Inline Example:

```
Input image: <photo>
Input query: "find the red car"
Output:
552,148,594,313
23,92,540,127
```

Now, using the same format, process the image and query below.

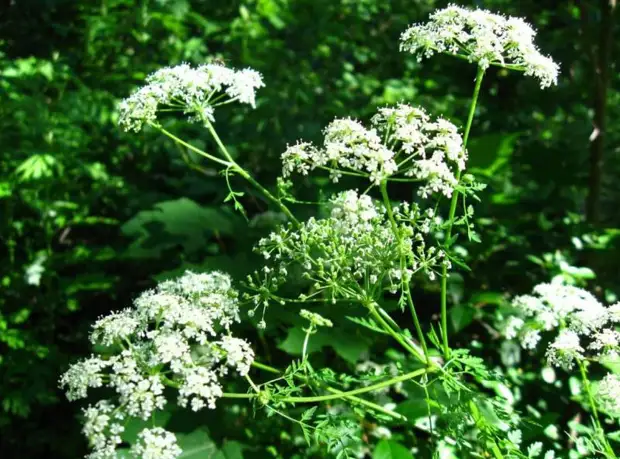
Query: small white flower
282,118,396,185
521,329,541,350
219,336,255,376
503,317,524,340
596,373,620,416
372,104,466,197
82,400,125,459
90,309,140,346
589,328,620,354
608,302,620,322
59,356,111,400
24,252,47,286
62,270,252,458
178,366,223,411
546,329,584,369
527,441,543,457
131,427,182,459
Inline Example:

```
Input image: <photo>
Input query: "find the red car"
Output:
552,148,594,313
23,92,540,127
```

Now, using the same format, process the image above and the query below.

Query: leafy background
1,0,619,457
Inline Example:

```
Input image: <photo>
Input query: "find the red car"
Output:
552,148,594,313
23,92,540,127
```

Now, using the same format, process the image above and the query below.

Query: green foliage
2,0,620,458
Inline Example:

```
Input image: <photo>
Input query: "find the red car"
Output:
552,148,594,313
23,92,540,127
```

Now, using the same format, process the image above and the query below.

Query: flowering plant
61,5,619,459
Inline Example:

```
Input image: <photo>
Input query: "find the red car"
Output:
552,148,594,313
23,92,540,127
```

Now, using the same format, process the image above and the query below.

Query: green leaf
468,132,521,177
600,355,620,375
301,406,317,421
278,325,370,364
212,441,245,459
121,198,242,258
14,154,62,181
469,291,505,307
177,428,218,458
449,305,475,333
373,439,413,459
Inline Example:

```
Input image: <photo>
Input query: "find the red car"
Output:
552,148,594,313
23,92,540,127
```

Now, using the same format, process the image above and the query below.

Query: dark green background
1,0,618,457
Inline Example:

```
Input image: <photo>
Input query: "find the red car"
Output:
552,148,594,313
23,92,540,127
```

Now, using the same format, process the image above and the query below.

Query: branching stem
380,180,430,364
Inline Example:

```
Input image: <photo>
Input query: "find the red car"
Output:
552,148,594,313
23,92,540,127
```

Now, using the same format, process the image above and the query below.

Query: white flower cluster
119,63,264,132
400,5,559,88
372,104,466,197
246,190,446,311
503,281,620,369
282,118,396,185
131,427,183,459
597,374,620,416
282,105,465,197
59,270,254,459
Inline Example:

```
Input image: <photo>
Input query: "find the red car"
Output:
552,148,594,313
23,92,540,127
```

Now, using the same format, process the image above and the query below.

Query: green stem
380,180,430,364
251,361,281,374
282,367,429,403
302,327,313,362
245,374,261,393
204,120,300,226
578,361,616,458
440,65,485,358
249,361,406,420
222,392,255,399
152,123,232,168
368,301,426,363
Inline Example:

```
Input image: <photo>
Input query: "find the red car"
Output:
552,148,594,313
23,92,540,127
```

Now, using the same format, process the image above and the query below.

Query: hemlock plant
60,5,619,459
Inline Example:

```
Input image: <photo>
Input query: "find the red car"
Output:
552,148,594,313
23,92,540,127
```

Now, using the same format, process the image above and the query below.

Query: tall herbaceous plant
61,6,619,458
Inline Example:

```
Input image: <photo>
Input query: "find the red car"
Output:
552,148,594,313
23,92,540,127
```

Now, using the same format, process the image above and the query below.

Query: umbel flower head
502,281,620,369
282,104,465,197
400,5,559,88
59,270,254,459
119,62,264,132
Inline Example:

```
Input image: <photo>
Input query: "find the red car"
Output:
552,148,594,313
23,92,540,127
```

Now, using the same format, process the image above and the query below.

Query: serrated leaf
301,406,317,421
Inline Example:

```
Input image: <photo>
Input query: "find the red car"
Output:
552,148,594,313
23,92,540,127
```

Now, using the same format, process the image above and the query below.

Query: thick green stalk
380,180,430,364
368,301,426,363
440,65,486,358
204,120,300,226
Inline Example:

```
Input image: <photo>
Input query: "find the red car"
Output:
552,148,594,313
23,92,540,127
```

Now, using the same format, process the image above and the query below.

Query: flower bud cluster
246,190,447,314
